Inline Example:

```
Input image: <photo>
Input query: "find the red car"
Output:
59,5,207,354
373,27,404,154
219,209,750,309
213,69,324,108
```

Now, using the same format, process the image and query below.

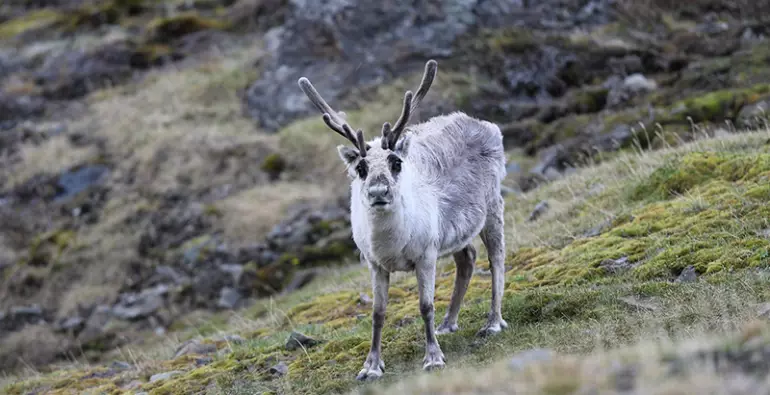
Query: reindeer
297,59,508,381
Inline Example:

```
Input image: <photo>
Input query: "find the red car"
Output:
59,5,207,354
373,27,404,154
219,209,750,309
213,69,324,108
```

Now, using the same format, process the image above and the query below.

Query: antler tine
387,91,413,147
299,76,366,152
298,77,346,126
384,59,439,150
380,122,392,149
410,59,437,113
355,129,367,157
322,113,356,141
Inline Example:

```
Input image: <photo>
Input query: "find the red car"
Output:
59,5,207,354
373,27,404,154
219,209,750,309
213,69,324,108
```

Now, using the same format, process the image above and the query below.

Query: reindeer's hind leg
437,245,476,335
478,195,508,337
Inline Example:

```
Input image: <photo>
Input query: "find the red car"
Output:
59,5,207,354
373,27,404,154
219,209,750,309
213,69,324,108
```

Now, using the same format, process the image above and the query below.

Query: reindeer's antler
298,77,368,157
382,59,438,150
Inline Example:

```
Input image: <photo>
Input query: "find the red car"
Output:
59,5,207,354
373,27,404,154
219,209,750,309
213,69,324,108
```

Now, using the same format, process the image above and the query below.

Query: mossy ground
6,127,770,394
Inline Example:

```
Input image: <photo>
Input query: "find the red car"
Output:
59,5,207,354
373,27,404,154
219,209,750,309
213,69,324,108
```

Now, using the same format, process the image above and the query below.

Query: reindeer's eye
355,160,368,179
388,155,402,174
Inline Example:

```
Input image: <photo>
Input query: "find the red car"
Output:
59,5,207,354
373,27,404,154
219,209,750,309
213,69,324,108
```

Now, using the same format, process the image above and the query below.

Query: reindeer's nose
368,184,390,202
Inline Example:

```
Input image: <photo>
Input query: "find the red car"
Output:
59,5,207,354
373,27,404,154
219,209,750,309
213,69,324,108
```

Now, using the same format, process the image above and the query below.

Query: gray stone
286,331,321,351
527,201,550,222
599,256,635,275
244,0,614,132
110,361,132,370
269,361,289,376
112,285,168,320
676,265,698,283
623,74,657,93
217,287,242,310
53,165,111,203
53,316,85,333
358,292,372,305
737,98,769,129
219,264,244,284
149,371,183,383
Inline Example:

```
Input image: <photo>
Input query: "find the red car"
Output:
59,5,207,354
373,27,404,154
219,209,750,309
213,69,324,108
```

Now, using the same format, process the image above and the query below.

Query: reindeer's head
298,60,438,212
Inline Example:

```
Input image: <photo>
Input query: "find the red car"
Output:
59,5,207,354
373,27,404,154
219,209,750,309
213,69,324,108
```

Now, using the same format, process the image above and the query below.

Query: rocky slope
2,0,770,385
6,116,770,395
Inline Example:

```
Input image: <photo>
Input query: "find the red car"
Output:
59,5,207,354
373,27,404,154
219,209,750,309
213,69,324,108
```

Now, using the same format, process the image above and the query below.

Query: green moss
0,9,64,39
260,153,287,178
660,84,770,124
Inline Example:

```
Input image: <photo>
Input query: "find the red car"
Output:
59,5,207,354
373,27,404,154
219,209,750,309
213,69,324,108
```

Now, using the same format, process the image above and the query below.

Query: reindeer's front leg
356,263,389,381
416,251,446,371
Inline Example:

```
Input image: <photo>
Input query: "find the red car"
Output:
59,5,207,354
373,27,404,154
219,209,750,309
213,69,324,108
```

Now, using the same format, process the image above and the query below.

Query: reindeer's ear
394,134,412,155
337,145,360,165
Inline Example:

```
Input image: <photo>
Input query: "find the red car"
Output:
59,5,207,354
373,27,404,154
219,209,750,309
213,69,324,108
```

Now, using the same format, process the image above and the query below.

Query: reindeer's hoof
436,322,459,335
422,350,446,371
476,318,508,337
356,359,385,381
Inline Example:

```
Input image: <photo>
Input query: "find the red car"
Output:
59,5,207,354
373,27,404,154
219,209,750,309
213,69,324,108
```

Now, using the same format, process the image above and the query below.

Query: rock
195,356,213,366
269,361,289,376
508,348,555,371
622,74,657,93
244,0,613,132
53,165,111,203
173,339,218,358
358,292,372,305
676,265,698,283
736,97,769,129
110,361,132,370
53,316,85,334
0,304,46,332
599,256,635,275
696,13,729,36
286,331,321,351
30,39,176,100
153,265,190,285
0,92,46,122
527,201,550,222
217,287,242,310
606,74,657,109
219,264,244,284
112,285,168,320
149,370,184,383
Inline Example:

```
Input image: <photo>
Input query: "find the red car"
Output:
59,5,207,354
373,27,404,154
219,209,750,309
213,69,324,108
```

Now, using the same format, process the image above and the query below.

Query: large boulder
244,0,615,132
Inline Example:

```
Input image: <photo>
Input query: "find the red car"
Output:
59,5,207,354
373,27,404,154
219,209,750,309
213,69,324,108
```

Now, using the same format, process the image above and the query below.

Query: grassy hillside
5,126,770,394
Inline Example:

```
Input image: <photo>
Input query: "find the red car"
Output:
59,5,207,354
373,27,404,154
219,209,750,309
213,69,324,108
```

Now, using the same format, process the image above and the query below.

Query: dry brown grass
5,136,99,188
213,181,335,245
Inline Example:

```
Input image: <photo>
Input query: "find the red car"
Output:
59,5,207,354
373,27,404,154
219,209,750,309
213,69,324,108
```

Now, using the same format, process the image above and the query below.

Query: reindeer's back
408,112,505,188
407,112,505,253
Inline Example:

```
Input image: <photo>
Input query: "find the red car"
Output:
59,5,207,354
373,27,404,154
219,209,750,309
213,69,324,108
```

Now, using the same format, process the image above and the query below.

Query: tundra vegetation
3,0,770,394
